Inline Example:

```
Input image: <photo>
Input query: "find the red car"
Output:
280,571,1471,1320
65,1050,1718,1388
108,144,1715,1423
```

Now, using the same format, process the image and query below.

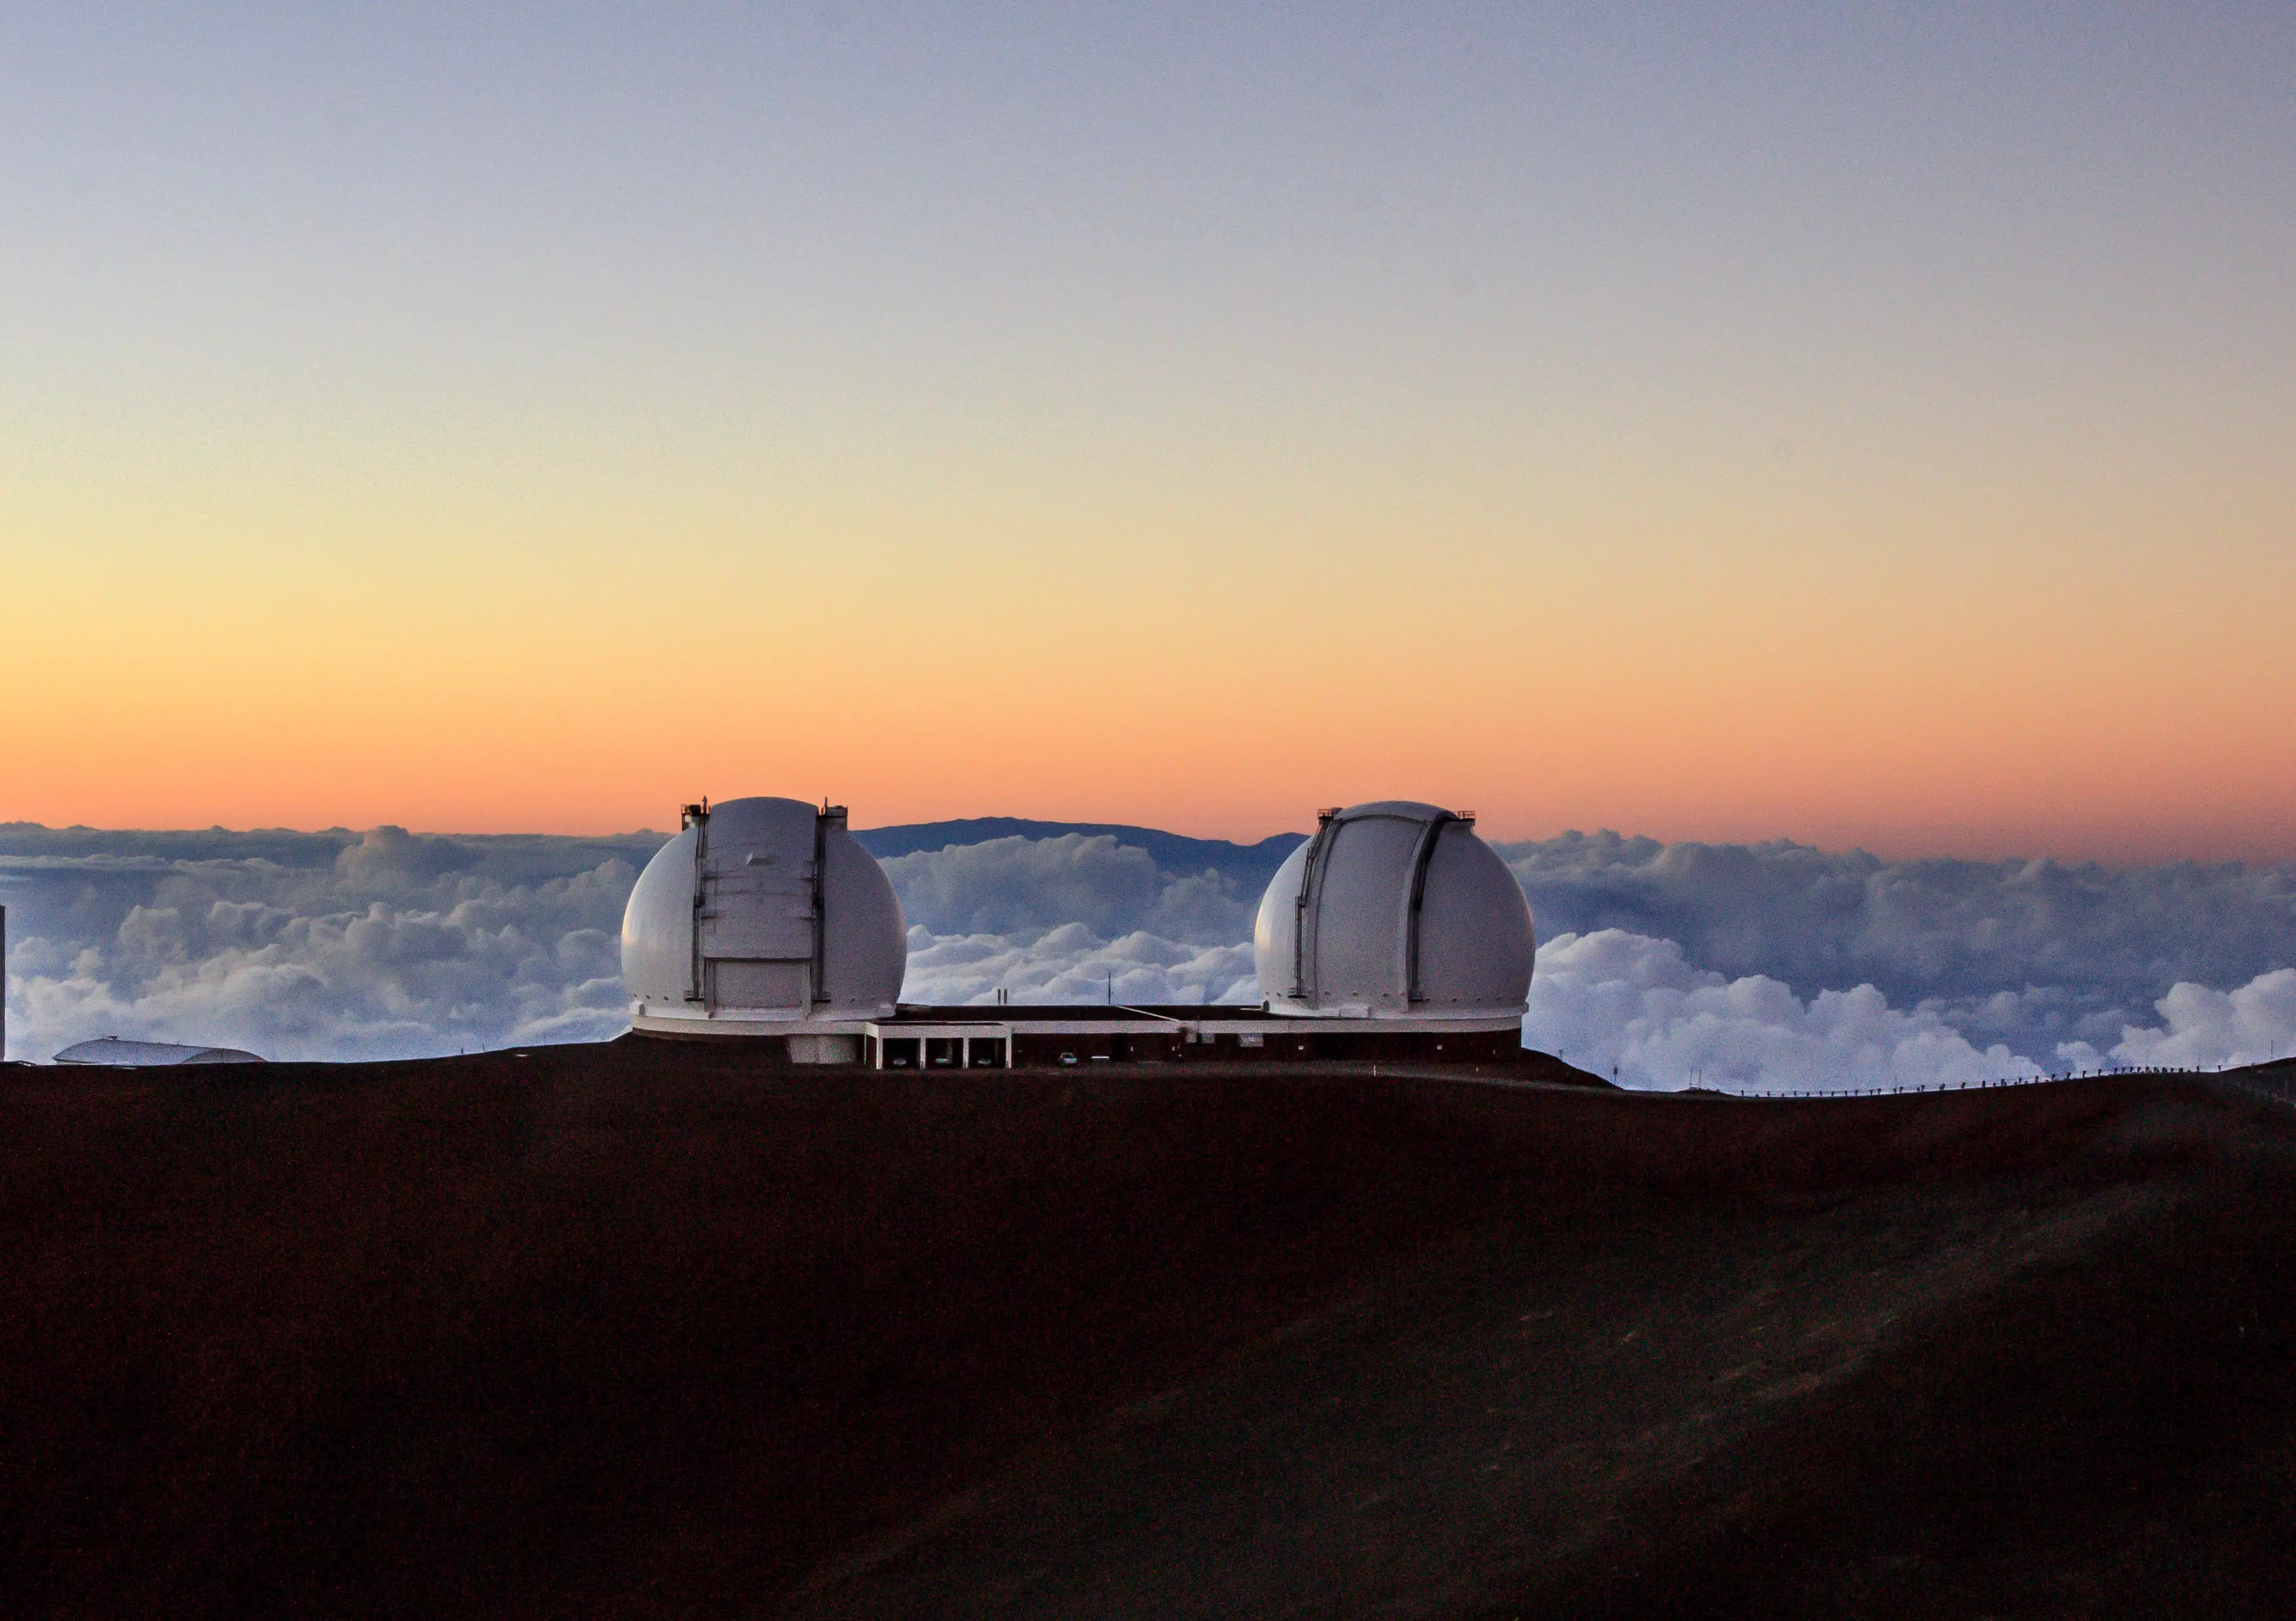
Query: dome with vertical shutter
1252,801,1534,1019
623,797,905,1031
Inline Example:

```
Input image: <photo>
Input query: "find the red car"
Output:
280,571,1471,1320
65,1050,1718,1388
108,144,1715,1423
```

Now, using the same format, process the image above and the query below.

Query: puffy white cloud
2,826,656,1061
1502,832,2296,1060
1525,929,2041,1094
0,823,1267,1061
874,826,2296,1069
2096,968,2296,1071
880,834,1256,945
900,922,1259,1008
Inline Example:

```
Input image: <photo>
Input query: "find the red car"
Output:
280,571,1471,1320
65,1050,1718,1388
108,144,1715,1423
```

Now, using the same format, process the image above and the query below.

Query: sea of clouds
5,821,2293,1090
0,825,652,1063
1502,832,2296,1090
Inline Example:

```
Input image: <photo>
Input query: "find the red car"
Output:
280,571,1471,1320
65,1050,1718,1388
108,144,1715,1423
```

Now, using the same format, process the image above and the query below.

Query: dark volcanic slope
4,1046,2295,1620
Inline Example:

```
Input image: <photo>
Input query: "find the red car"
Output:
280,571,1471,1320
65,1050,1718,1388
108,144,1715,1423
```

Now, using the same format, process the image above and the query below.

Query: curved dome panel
621,825,699,1006
622,797,906,1032
820,826,907,1018
1253,800,1534,1018
1411,824,1537,1013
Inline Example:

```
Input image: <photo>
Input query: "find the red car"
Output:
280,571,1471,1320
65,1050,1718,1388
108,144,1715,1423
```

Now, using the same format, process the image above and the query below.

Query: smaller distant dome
52,1037,265,1066
1254,801,1534,1019
623,796,906,1034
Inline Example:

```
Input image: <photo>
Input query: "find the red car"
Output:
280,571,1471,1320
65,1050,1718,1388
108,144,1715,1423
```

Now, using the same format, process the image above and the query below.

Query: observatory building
1254,800,1535,1023
623,797,906,1062
622,796,1534,1068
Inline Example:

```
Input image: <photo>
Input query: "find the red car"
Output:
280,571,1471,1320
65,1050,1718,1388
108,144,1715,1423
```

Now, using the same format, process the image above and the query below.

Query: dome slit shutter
688,807,709,1002
1291,809,1341,1003
811,806,835,1007
1403,811,1458,1006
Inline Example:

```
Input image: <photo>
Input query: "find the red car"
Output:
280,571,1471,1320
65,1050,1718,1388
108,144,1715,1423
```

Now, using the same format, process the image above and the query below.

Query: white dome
623,797,905,1036
1253,801,1534,1019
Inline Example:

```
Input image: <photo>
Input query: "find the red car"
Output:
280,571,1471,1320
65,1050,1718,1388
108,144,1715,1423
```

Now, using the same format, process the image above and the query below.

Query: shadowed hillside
4,1044,2295,1618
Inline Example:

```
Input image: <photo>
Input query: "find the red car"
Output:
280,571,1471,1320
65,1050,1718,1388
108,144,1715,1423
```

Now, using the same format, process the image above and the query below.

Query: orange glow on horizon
7,14,2294,869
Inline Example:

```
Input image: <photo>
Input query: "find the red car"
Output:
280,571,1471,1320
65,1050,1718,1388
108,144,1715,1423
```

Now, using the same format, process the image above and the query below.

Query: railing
1729,1058,2296,1102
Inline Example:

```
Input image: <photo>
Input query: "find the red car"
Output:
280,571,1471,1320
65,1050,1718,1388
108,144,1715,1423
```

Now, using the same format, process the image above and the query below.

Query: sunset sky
4,5,2292,859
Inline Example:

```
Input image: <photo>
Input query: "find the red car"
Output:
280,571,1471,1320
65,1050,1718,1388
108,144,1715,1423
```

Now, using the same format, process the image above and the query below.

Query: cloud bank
879,834,1259,946
1,824,659,1062
901,923,1259,1009
1525,929,2040,1093
1499,832,2296,1086
1504,832,2296,1042
2103,968,2296,1072
5,821,2292,1087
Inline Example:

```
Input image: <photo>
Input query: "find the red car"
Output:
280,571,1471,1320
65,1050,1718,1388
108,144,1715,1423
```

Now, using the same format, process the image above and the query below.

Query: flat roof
884,1005,1281,1025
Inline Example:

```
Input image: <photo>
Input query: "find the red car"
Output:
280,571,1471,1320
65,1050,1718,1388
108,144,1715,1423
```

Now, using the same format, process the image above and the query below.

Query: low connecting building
622,797,1535,1068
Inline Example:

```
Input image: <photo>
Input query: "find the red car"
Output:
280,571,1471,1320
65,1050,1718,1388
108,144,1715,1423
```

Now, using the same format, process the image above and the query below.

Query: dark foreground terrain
5,1041,2296,1618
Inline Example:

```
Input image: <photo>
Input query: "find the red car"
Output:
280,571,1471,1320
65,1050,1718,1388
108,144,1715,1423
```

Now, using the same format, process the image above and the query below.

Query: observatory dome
53,1037,265,1066
1253,801,1534,1020
623,797,905,1054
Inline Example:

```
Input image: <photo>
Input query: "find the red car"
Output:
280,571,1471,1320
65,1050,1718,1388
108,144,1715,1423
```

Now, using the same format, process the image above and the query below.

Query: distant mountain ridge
1,819,1309,886
853,818,1309,891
